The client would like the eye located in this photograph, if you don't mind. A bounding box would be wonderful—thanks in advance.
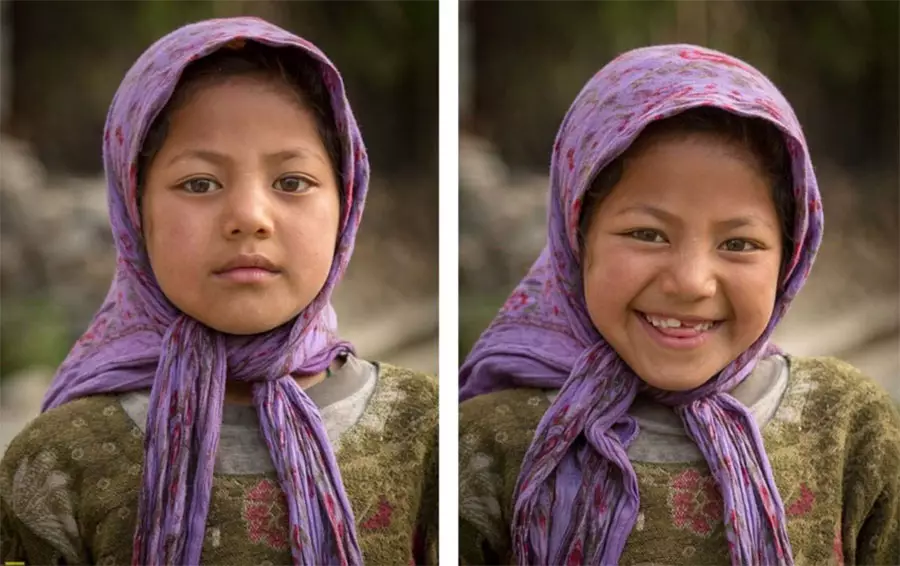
[628,229,666,243]
[720,239,759,252]
[273,175,313,194]
[179,178,221,194]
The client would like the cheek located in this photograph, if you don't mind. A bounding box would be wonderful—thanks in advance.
[143,198,211,278]
[726,262,781,335]
[280,196,341,276]
[583,243,650,328]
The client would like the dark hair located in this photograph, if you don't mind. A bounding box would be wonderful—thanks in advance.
[136,41,343,213]
[578,106,796,282]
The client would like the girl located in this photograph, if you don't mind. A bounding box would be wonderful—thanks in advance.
[0,17,437,566]
[459,45,899,565]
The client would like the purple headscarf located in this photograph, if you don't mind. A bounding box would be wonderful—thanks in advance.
[41,18,368,566]
[460,45,823,565]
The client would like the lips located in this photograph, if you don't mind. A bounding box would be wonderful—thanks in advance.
[213,254,281,284]
[213,254,280,274]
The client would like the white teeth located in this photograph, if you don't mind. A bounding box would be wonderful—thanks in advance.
[644,314,714,332]
[644,315,683,328]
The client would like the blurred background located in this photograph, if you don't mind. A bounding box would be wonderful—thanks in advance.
[459,0,900,401]
[0,0,438,452]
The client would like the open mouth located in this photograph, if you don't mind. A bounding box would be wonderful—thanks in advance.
[635,310,722,349]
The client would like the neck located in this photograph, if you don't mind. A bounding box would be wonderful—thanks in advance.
[223,360,338,405]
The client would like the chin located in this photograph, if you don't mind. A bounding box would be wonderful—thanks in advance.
[192,310,300,336]
[213,322,281,335]
[635,366,718,392]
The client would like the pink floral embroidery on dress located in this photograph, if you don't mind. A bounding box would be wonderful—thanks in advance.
[785,483,815,517]
[668,469,723,537]
[833,526,845,566]
[243,479,289,550]
[361,496,394,530]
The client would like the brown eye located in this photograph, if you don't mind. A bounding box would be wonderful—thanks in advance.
[629,229,665,243]
[180,178,221,194]
[273,175,313,194]
[721,239,758,252]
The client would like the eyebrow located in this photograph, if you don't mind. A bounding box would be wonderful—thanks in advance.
[616,204,775,230]
[166,147,328,167]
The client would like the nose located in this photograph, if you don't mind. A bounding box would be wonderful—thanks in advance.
[221,181,274,239]
[659,243,717,300]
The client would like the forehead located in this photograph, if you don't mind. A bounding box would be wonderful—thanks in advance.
[177,72,309,115]
[601,135,777,215]
[161,77,319,143]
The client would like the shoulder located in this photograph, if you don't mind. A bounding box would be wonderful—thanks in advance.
[788,355,900,461]
[460,388,550,462]
[458,387,547,552]
[2,395,138,476]
[366,363,438,439]
[460,387,550,428]
[2,395,131,473]
[788,355,899,422]
[0,396,126,566]
[375,362,438,407]
[0,395,137,518]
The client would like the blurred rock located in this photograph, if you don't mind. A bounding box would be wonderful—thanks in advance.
[1,136,115,334]
[0,137,50,294]
[459,133,548,291]
[0,366,53,455]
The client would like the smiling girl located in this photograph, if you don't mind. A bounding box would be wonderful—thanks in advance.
[459,45,899,565]
[1,18,437,566]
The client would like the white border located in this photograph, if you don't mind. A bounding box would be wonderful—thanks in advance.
[438,0,459,562]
